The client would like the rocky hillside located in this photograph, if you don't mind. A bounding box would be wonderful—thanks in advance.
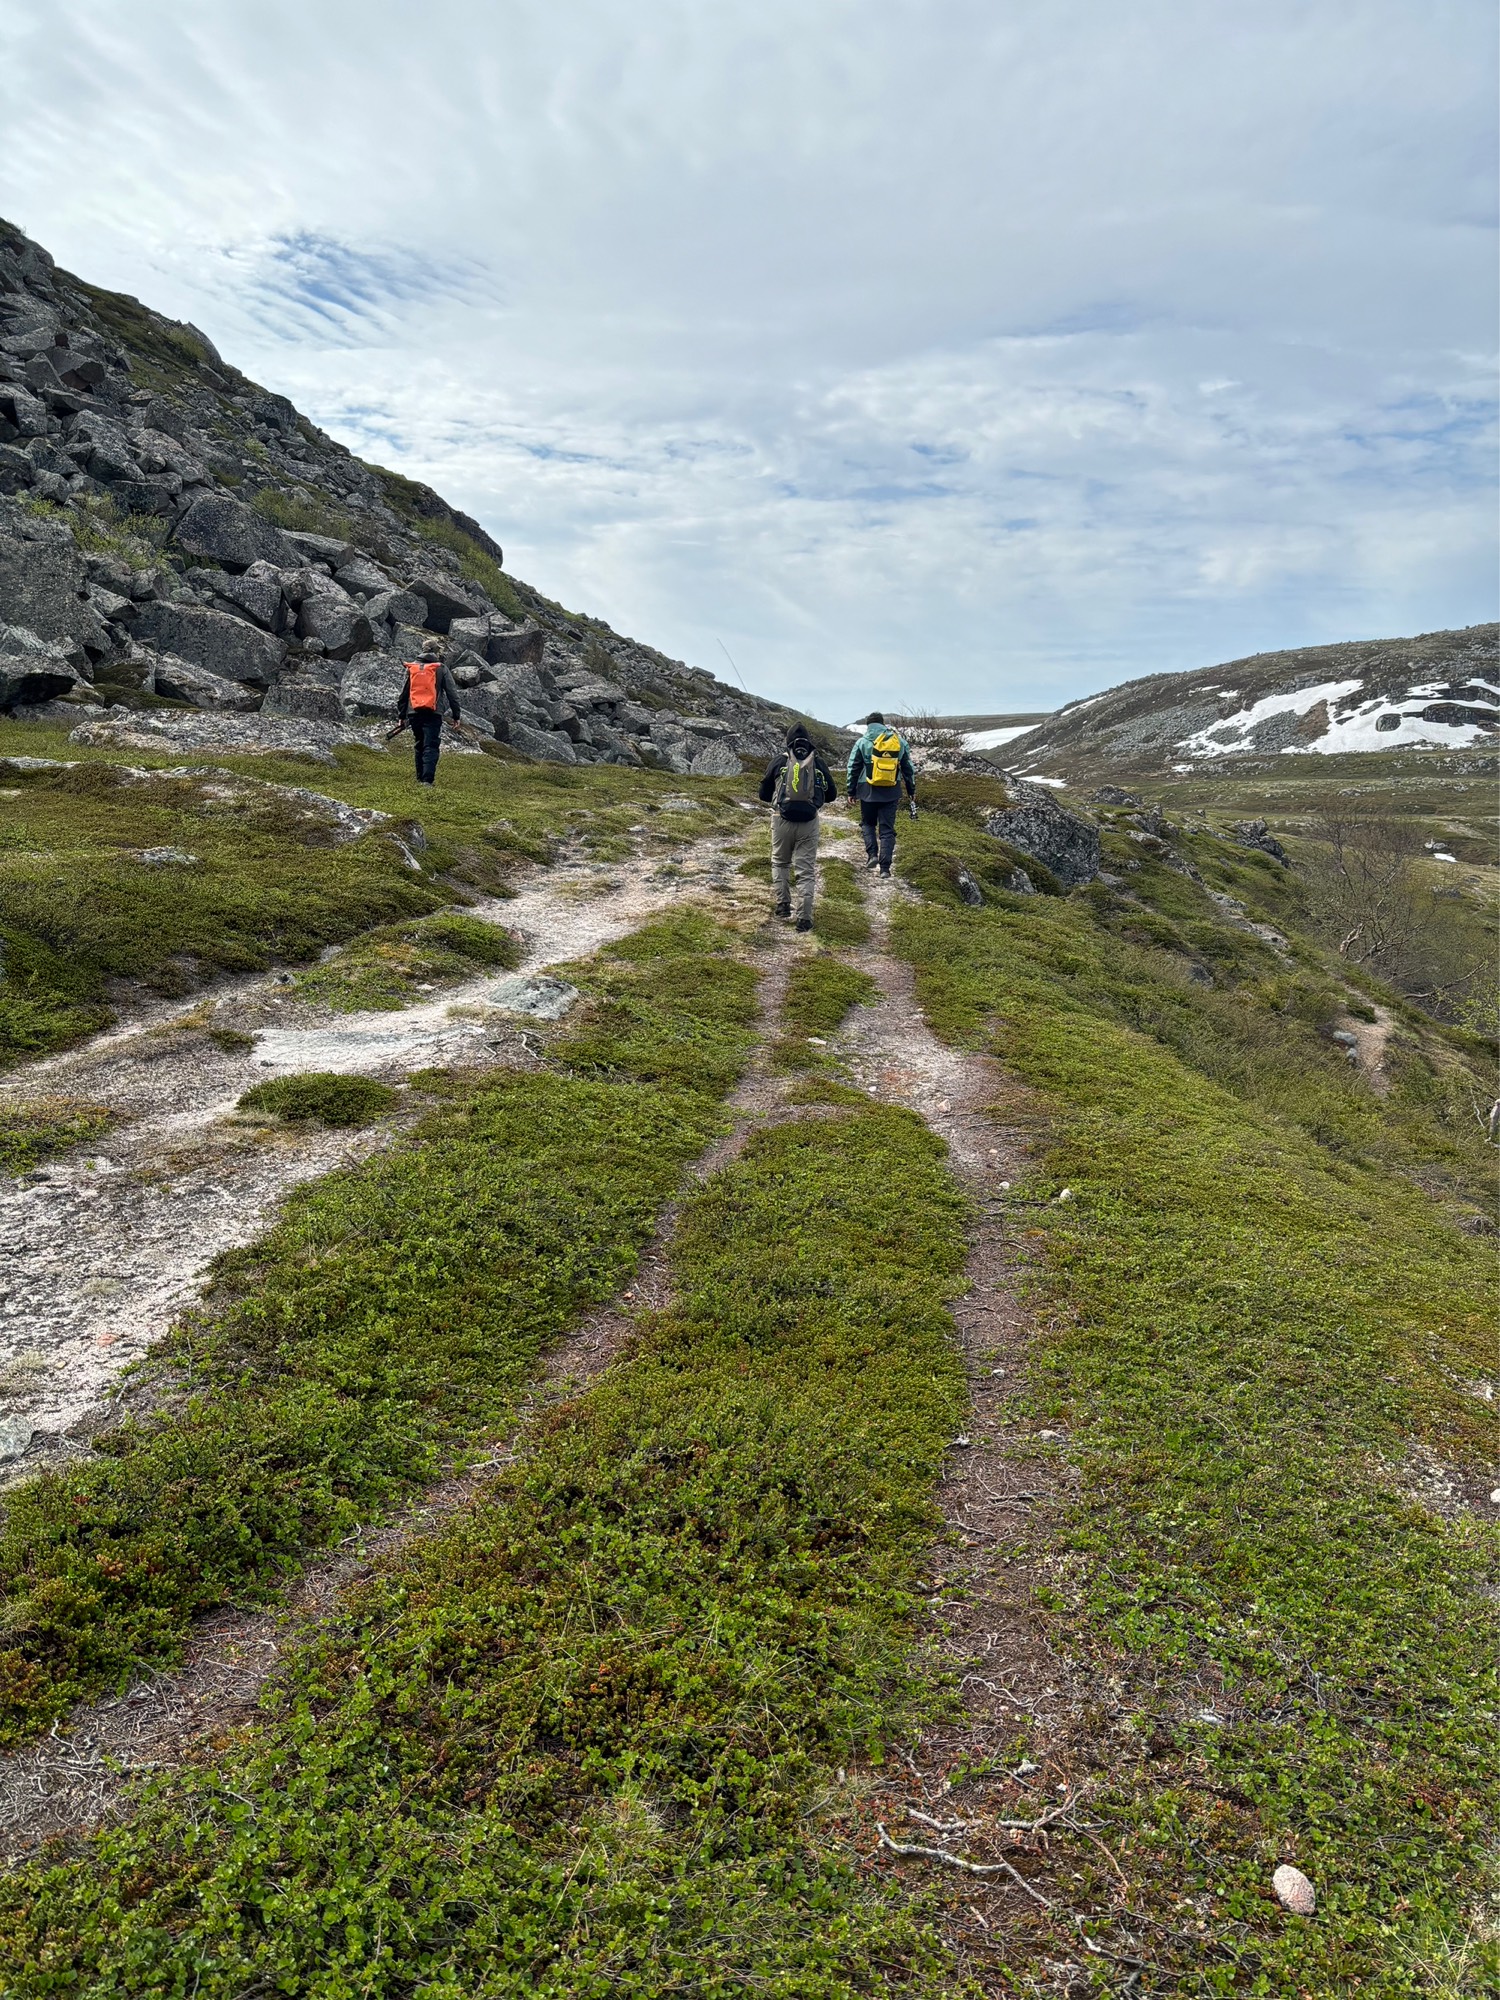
[0,219,817,773]
[1002,626,1498,777]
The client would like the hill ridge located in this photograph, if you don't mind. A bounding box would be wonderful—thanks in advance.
[0,217,821,771]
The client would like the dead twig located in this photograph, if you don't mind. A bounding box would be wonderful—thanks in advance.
[877,1824,1053,1908]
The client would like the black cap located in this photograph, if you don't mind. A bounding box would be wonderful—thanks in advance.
[786,722,814,748]
[862,711,885,725]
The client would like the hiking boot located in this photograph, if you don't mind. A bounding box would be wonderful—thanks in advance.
[878,865,891,877]
[865,853,879,870]
[795,916,812,933]
[774,899,791,919]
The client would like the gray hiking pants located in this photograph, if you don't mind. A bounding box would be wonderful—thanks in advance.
[771,812,819,920]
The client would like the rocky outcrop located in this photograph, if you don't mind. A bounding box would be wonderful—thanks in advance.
[0,510,116,662]
[130,600,286,688]
[1230,817,1290,865]
[985,781,1101,888]
[147,652,261,711]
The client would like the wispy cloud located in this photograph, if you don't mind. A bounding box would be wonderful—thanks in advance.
[210,232,499,344]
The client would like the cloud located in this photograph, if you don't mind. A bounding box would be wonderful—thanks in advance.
[217,234,498,345]
[0,0,1493,717]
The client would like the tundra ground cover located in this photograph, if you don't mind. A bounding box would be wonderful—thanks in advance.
[887,790,1499,1991]
[0,723,740,1066]
[0,909,758,1748]
[1,1098,978,1998]
[289,909,521,1011]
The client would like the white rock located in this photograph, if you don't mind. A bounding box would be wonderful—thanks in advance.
[1272,1864,1316,1915]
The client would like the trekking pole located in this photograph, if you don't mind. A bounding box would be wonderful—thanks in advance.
[908,799,919,821]
[386,717,410,743]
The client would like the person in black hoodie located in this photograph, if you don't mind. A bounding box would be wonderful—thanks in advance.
[758,723,839,931]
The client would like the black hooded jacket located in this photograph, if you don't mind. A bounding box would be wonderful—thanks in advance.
[759,731,838,822]
[397,661,462,722]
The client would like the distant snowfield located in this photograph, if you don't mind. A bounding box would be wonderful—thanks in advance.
[962,723,1040,751]
[1176,675,1497,759]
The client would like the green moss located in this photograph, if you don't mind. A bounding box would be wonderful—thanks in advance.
[236,1073,398,1127]
[292,911,520,1012]
[0,1106,971,1995]
[0,1099,114,1176]
[782,956,879,1037]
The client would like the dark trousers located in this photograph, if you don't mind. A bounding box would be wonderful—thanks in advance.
[860,796,900,870]
[411,709,443,784]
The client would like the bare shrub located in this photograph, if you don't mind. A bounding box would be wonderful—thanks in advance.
[894,709,964,751]
[1304,811,1496,1030]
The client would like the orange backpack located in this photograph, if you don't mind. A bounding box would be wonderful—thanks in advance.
[406,660,440,710]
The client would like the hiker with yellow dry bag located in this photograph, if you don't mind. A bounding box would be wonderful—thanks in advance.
[846,711,917,875]
[396,638,462,786]
[757,723,839,932]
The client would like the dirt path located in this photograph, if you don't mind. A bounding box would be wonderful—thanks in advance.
[829,875,1099,1985]
[0,825,745,1479]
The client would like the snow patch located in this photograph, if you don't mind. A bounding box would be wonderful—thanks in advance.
[962,723,1040,751]
[1296,708,1495,754]
[1177,678,1364,758]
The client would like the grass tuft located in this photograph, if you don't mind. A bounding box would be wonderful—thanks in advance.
[236,1073,398,1127]
[0,1099,114,1176]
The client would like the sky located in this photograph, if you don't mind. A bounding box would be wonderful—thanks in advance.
[0,0,1494,720]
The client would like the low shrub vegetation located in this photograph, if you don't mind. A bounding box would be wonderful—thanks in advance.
[0,1104,973,1995]
[236,1072,398,1127]
[884,802,1499,1991]
[0,1098,114,1176]
[0,912,758,1748]
[0,743,746,1067]
[292,911,520,1011]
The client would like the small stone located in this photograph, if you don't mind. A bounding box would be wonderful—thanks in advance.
[1272,1864,1316,1915]
[0,1418,36,1463]
[1014,1759,1039,1777]
[1489,1488,1500,1505]
[1055,1187,1073,1202]
[139,846,199,867]
[952,1434,973,1448]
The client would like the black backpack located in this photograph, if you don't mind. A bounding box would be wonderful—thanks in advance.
[776,746,826,821]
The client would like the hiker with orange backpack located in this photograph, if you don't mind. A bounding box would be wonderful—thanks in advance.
[758,723,840,932]
[396,638,463,785]
[846,712,916,875]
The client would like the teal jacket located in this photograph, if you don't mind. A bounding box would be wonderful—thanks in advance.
[846,725,917,800]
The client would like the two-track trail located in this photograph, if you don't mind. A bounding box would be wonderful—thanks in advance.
[2,820,1081,1999]
[0,824,744,1478]
[0,838,818,1863]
